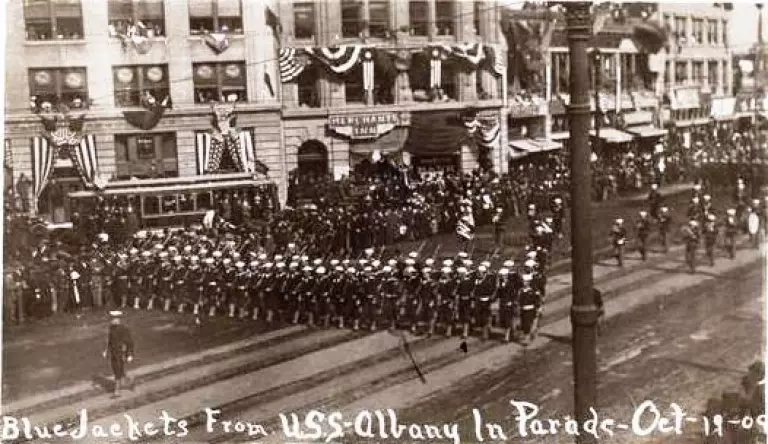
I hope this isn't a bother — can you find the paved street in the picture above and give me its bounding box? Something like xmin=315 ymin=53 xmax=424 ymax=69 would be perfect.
xmin=2 ymin=230 xmax=763 ymax=444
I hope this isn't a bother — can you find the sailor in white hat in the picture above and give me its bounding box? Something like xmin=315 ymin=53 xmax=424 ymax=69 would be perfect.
xmin=103 ymin=310 xmax=135 ymax=397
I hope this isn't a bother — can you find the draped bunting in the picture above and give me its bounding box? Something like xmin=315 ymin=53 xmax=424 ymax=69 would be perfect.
xmin=362 ymin=49 xmax=375 ymax=92
xmin=195 ymin=132 xmax=214 ymax=175
xmin=30 ymin=134 xmax=99 ymax=199
xmin=449 ymin=43 xmax=485 ymax=66
xmin=465 ymin=118 xmax=501 ymax=150
xmin=305 ymin=46 xmax=362 ymax=74
xmin=203 ymin=33 xmax=230 ymax=54
xmin=403 ymin=111 xmax=470 ymax=156
xmin=122 ymin=103 xmax=166 ymax=130
xmin=279 ymin=47 xmax=307 ymax=82
xmin=483 ymin=46 xmax=505 ymax=77
xmin=429 ymin=48 xmax=443 ymax=89
xmin=31 ymin=137 xmax=55 ymax=200
xmin=5 ymin=139 xmax=12 ymax=170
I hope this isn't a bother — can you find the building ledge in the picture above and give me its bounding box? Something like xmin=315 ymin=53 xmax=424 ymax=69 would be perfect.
xmin=5 ymin=102 xmax=282 ymax=124
xmin=281 ymin=99 xmax=504 ymax=119
xmin=24 ymin=39 xmax=87 ymax=47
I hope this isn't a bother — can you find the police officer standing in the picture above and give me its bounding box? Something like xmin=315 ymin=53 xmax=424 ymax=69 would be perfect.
xmin=703 ymin=214 xmax=719 ymax=267
xmin=658 ymin=207 xmax=672 ymax=252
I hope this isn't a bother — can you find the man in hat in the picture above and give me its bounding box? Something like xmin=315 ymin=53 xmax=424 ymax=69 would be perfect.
xmin=103 ymin=311 xmax=135 ymax=397
xmin=724 ymin=208 xmax=739 ymax=259
xmin=682 ymin=220 xmax=700 ymax=273
xmin=647 ymin=183 xmax=662 ymax=220
xmin=610 ymin=219 xmax=627 ymax=267
xmin=703 ymin=214 xmax=719 ymax=267
xmin=657 ymin=207 xmax=672 ymax=252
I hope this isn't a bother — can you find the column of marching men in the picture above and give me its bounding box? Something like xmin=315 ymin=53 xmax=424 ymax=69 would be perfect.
xmin=606 ymin=178 xmax=767 ymax=273
xmin=10 ymin=213 xmax=562 ymax=345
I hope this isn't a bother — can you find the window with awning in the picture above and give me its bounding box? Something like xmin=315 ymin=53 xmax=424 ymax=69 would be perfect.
xmin=624 ymin=126 xmax=666 ymax=138
xmin=402 ymin=111 xmax=470 ymax=156
xmin=508 ymin=138 xmax=563 ymax=159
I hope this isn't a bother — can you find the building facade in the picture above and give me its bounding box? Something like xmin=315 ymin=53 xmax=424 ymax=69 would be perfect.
xmin=276 ymin=0 xmax=506 ymax=183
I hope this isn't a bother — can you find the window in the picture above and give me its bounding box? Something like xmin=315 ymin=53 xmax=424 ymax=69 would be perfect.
xmin=29 ymin=68 xmax=88 ymax=111
xmin=193 ymin=62 xmax=247 ymax=104
xmin=24 ymin=0 xmax=83 ymax=41
xmin=108 ymin=0 xmax=164 ymax=37
xmin=722 ymin=20 xmax=728 ymax=46
xmin=409 ymin=0 xmax=428 ymax=36
xmin=435 ymin=0 xmax=455 ymax=36
xmin=692 ymin=19 xmax=703 ymax=44
xmin=708 ymin=19 xmax=718 ymax=45
xmin=293 ymin=2 xmax=315 ymax=40
xmin=368 ymin=0 xmax=390 ymax=38
xmin=440 ymin=59 xmax=458 ymax=100
xmin=674 ymin=16 xmax=687 ymax=42
xmin=113 ymin=65 xmax=169 ymax=107
xmin=345 ymin=65 xmax=365 ymax=104
xmin=189 ymin=0 xmax=242 ymax=35
xmin=708 ymin=61 xmax=719 ymax=89
xmin=342 ymin=0 xmax=362 ymax=38
xmin=114 ymin=133 xmax=178 ymax=179
xmin=675 ymin=61 xmax=687 ymax=84
xmin=693 ymin=61 xmax=704 ymax=83
xmin=297 ymin=65 xmax=321 ymax=108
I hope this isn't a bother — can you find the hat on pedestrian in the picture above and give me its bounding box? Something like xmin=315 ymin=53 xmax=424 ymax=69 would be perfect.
xmin=364 ymin=266 xmax=373 ymax=272
xmin=289 ymin=261 xmax=299 ymax=269
xmin=258 ymin=253 xmax=268 ymax=260
xmin=155 ymin=243 xmax=163 ymax=250
xmin=159 ymin=252 xmax=169 ymax=259
xmin=276 ymin=262 xmax=286 ymax=269
xmin=301 ymin=255 xmax=309 ymax=262
xmin=405 ymin=266 xmax=416 ymax=274
xmin=274 ymin=254 xmax=283 ymax=261
xmin=142 ymin=250 xmax=152 ymax=258
xmin=232 ymin=252 xmax=240 ymax=259
xmin=661 ymin=207 xmax=669 ymax=213
xmin=689 ymin=220 xmax=698 ymax=226
xmin=422 ymin=267 xmax=432 ymax=274
xmin=703 ymin=194 xmax=711 ymax=201
xmin=708 ymin=214 xmax=716 ymax=221
xmin=388 ymin=259 xmax=397 ymax=266
xmin=223 ymin=258 xmax=231 ymax=266
xmin=191 ymin=255 xmax=200 ymax=262
xmin=342 ymin=259 xmax=350 ymax=265
xmin=130 ymin=248 xmax=139 ymax=255
xmin=359 ymin=259 xmax=368 ymax=265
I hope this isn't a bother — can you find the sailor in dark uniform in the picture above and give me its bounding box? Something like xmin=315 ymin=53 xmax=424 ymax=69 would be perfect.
xmin=703 ymin=214 xmax=719 ymax=267
xmin=437 ymin=265 xmax=456 ymax=337
xmin=456 ymin=267 xmax=474 ymax=339
xmin=497 ymin=263 xmax=519 ymax=343
xmin=636 ymin=211 xmax=651 ymax=261
xmin=102 ymin=310 xmax=134 ymax=397
xmin=518 ymin=273 xmax=542 ymax=346
xmin=658 ymin=206 xmax=672 ymax=252
xmin=473 ymin=265 xmax=496 ymax=340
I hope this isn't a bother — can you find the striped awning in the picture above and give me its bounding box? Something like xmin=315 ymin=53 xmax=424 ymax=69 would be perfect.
xmin=509 ymin=138 xmax=563 ymax=153
xmin=590 ymin=127 xmax=634 ymax=143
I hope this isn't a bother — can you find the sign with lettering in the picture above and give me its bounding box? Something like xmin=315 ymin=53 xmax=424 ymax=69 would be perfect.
xmin=328 ymin=112 xmax=410 ymax=140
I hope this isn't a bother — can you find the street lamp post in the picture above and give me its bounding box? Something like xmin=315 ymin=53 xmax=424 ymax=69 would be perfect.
xmin=565 ymin=3 xmax=599 ymax=443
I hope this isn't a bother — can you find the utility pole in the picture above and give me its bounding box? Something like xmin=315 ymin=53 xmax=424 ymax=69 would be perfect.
xmin=565 ymin=3 xmax=598 ymax=443
xmin=754 ymin=3 xmax=763 ymax=198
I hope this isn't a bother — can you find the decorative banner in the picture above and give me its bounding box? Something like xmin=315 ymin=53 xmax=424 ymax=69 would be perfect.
xmin=430 ymin=48 xmax=443 ymax=88
xmin=450 ymin=43 xmax=485 ymax=66
xmin=69 ymin=134 xmax=99 ymax=186
xmin=328 ymin=112 xmax=410 ymax=140
xmin=64 ymin=72 xmax=84 ymax=89
xmin=34 ymin=71 xmax=52 ymax=86
xmin=31 ymin=136 xmax=55 ymax=200
xmin=146 ymin=67 xmax=164 ymax=82
xmin=362 ymin=49 xmax=374 ymax=92
xmin=305 ymin=45 xmax=362 ymax=74
xmin=195 ymin=132 xmax=213 ymax=175
xmin=116 ymin=68 xmax=135 ymax=84
xmin=196 ymin=64 xmax=215 ymax=80
xmin=4 ymin=139 xmax=12 ymax=170
xmin=279 ymin=47 xmax=307 ymax=82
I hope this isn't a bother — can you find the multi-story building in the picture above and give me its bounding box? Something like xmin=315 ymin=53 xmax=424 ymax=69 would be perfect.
xmin=5 ymin=0 xmax=507 ymax=224
xmin=657 ymin=3 xmax=735 ymax=134
xmin=5 ymin=0 xmax=283 ymax=223
xmin=276 ymin=0 xmax=506 ymax=184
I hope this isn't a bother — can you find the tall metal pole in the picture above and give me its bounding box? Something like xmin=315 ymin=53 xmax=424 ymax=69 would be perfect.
xmin=565 ymin=4 xmax=598 ymax=443
xmin=754 ymin=4 xmax=763 ymax=199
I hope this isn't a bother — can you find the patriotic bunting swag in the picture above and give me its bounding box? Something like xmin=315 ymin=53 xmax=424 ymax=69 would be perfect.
xmin=31 ymin=132 xmax=100 ymax=201
xmin=362 ymin=49 xmax=375 ymax=93
xmin=196 ymin=105 xmax=263 ymax=175
xmin=203 ymin=32 xmax=230 ymax=55
xmin=279 ymin=48 xmax=307 ymax=82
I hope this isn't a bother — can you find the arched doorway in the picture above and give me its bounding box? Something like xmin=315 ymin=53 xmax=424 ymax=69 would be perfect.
xmin=297 ymin=139 xmax=329 ymax=177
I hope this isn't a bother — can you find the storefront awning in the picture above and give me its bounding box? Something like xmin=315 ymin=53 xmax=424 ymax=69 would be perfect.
xmin=711 ymin=97 xmax=736 ymax=120
xmin=550 ymin=131 xmax=570 ymax=140
xmin=624 ymin=125 xmax=667 ymax=138
xmin=509 ymin=138 xmax=563 ymax=155
xmin=349 ymin=127 xmax=408 ymax=155
xmin=402 ymin=111 xmax=470 ymax=156
xmin=589 ymin=128 xmax=634 ymax=143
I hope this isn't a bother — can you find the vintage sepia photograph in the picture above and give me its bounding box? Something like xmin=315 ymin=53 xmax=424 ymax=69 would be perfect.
xmin=1 ymin=0 xmax=766 ymax=443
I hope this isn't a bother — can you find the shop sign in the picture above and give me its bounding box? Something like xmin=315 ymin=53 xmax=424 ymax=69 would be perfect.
xmin=328 ymin=112 xmax=410 ymax=140
xmin=711 ymin=97 xmax=736 ymax=118
xmin=631 ymin=91 xmax=659 ymax=109
xmin=623 ymin=111 xmax=654 ymax=126
xmin=671 ymin=87 xmax=701 ymax=110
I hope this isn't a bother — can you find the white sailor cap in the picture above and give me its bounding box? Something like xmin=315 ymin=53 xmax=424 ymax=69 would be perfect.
xmin=422 ymin=267 xmax=432 ymax=274
xmin=522 ymin=273 xmax=533 ymax=282
xmin=639 ymin=211 xmax=648 ymax=217
xmin=616 ymin=218 xmax=624 ymax=224
xmin=409 ymin=251 xmax=418 ymax=258
xmin=463 ymin=259 xmax=473 ymax=266
xmin=222 ymin=258 xmax=231 ymax=265
xmin=499 ymin=268 xmax=509 ymax=275
xmin=274 ymin=254 xmax=283 ymax=261
xmin=372 ymin=260 xmax=381 ymax=267
xmin=443 ymin=259 xmax=454 ymax=267
xmin=347 ymin=267 xmax=357 ymax=274
xmin=458 ymin=252 xmax=468 ymax=258
xmin=288 ymin=243 xmax=296 ymax=249
xmin=184 ymin=245 xmax=192 ymax=253
xmin=457 ymin=267 xmax=468 ymax=274
xmin=359 ymin=259 xmax=368 ymax=265
xmin=441 ymin=267 xmax=452 ymax=274
xmin=204 ymin=258 xmax=214 ymax=265
xmin=503 ymin=260 xmax=514 ymax=267
xmin=405 ymin=266 xmax=416 ymax=273
xmin=258 ymin=253 xmax=267 ymax=260
xmin=303 ymin=265 xmax=313 ymax=272
xmin=481 ymin=261 xmax=491 ymax=268
xmin=405 ymin=258 xmax=415 ymax=265
xmin=159 ymin=252 xmax=169 ymax=259
xmin=130 ymin=248 xmax=139 ymax=255
xmin=235 ymin=261 xmax=245 ymax=268
xmin=191 ymin=255 xmax=200 ymax=262
xmin=342 ymin=259 xmax=350 ymax=265
xmin=263 ymin=262 xmax=274 ymax=269
xmin=524 ymin=259 xmax=537 ymax=268
xmin=142 ymin=250 xmax=152 ymax=258
xmin=155 ymin=243 xmax=163 ymax=250
xmin=313 ymin=258 xmax=323 ymax=266
xmin=109 ymin=310 xmax=123 ymax=317
xmin=173 ymin=255 xmax=183 ymax=262
xmin=727 ymin=208 xmax=736 ymax=215
xmin=316 ymin=267 xmax=326 ymax=274
xmin=478 ymin=265 xmax=487 ymax=272
xmin=289 ymin=262 xmax=299 ymax=269
xmin=335 ymin=266 xmax=344 ymax=272
xmin=364 ymin=266 xmax=373 ymax=272
xmin=330 ymin=259 xmax=340 ymax=266
xmin=365 ymin=248 xmax=375 ymax=256
xmin=425 ymin=258 xmax=435 ymax=266
xmin=213 ymin=250 xmax=223 ymax=258
xmin=382 ymin=266 xmax=392 ymax=272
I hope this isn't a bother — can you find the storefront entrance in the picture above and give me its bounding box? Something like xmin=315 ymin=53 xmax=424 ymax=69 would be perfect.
xmin=297 ymin=139 xmax=329 ymax=177
xmin=37 ymin=166 xmax=83 ymax=224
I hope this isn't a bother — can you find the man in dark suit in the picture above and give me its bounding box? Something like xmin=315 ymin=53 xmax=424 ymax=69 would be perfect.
xmin=103 ymin=311 xmax=135 ymax=397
